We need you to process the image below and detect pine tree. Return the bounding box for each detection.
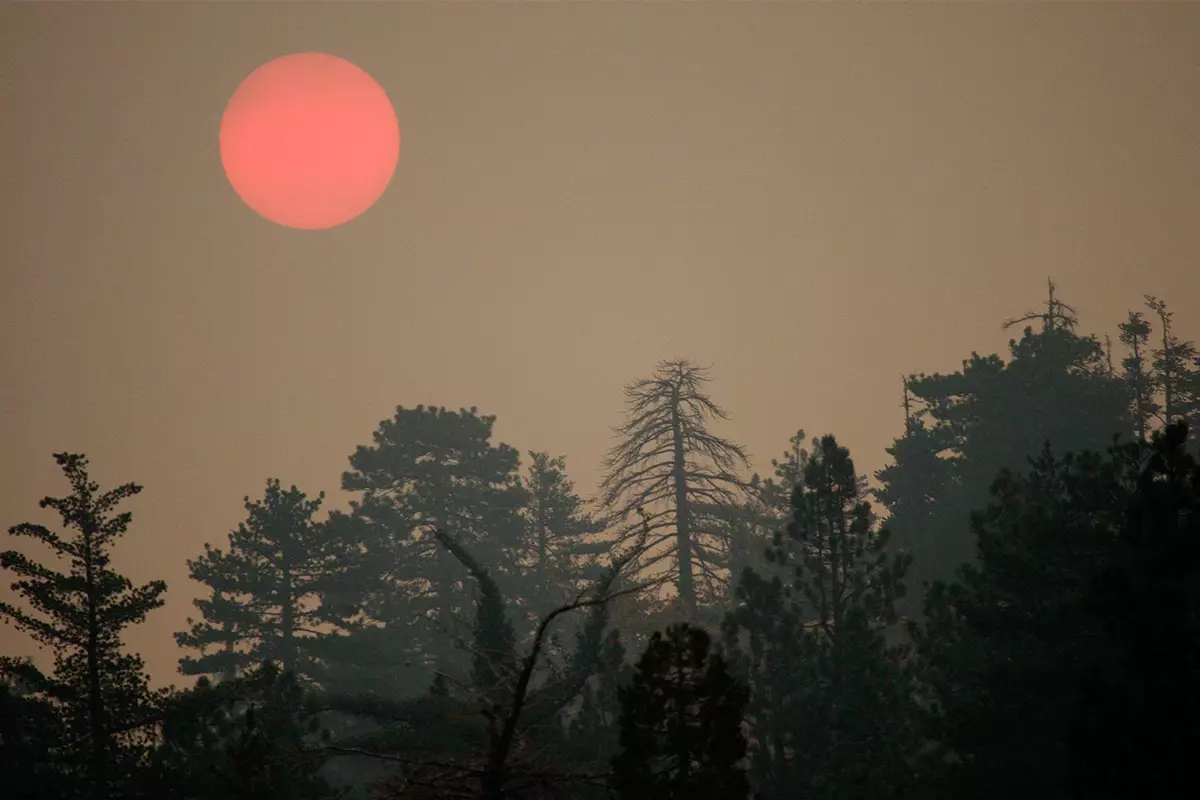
[786,435,910,632]
[611,623,749,800]
[1117,310,1159,441]
[520,451,606,618]
[913,438,1144,800]
[1144,295,1199,430]
[336,405,528,680]
[724,429,810,599]
[720,568,812,796]
[176,479,355,685]
[600,360,750,616]
[724,435,917,799]
[877,281,1130,611]
[0,453,167,799]
[1069,422,1200,799]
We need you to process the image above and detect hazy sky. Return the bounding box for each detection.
[3,1,1199,687]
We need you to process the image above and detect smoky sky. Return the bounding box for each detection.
[2,0,1199,686]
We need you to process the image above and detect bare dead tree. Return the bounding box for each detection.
[599,359,750,615]
[1003,277,1078,333]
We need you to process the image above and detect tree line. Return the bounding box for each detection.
[3,282,1199,800]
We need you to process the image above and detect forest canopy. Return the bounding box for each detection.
[3,284,1199,800]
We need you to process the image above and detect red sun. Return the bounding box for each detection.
[220,52,401,230]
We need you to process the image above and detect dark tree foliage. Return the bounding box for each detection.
[600,360,750,616]
[783,434,909,630]
[1144,296,1200,431]
[877,282,1131,613]
[721,568,811,797]
[334,405,528,684]
[519,451,608,620]
[721,430,809,606]
[5,299,1197,800]
[324,527,647,800]
[1,666,69,799]
[176,479,356,684]
[0,453,167,799]
[913,438,1144,800]
[724,435,917,800]
[560,629,628,799]
[612,623,749,800]
[1069,422,1200,800]
[1118,310,1159,441]
[149,661,338,800]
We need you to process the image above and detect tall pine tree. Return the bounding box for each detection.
[176,479,356,685]
[724,434,917,799]
[1144,295,1199,432]
[1117,310,1159,441]
[332,405,529,685]
[0,453,167,799]
[520,451,607,619]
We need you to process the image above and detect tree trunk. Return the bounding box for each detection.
[1132,339,1146,441]
[536,500,548,611]
[83,521,108,800]
[281,562,295,674]
[671,395,696,614]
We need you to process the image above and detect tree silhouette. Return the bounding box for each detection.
[520,451,607,620]
[149,662,337,800]
[1145,295,1199,430]
[176,479,356,685]
[1070,422,1200,800]
[724,434,916,799]
[878,282,1130,613]
[1117,310,1159,442]
[323,524,653,800]
[913,438,1143,799]
[337,405,528,681]
[600,360,750,615]
[612,623,749,800]
[0,453,167,799]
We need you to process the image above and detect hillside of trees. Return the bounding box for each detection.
[3,283,1199,800]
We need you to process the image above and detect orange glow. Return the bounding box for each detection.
[219,52,401,230]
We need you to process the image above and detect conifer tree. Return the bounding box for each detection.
[600,360,750,615]
[612,623,749,800]
[724,435,917,799]
[176,479,354,685]
[0,453,167,799]
[337,405,528,679]
[723,429,809,599]
[1144,295,1199,430]
[786,435,910,631]
[1117,310,1159,441]
[877,281,1130,610]
[913,438,1144,799]
[1070,422,1200,800]
[520,451,606,618]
